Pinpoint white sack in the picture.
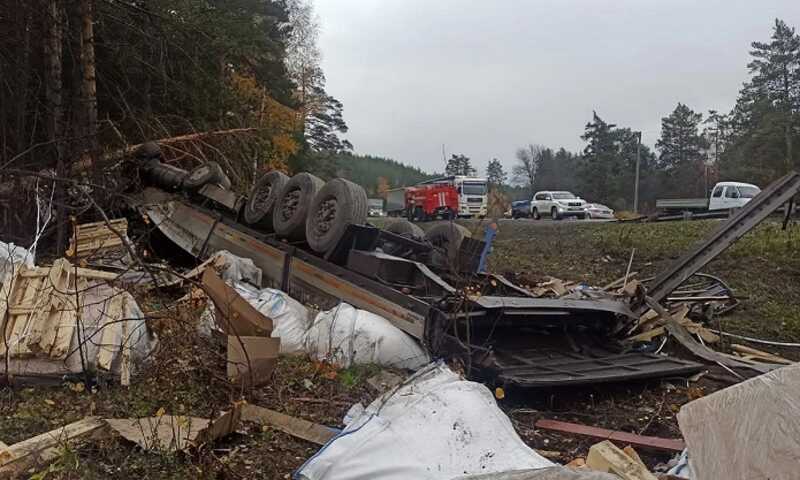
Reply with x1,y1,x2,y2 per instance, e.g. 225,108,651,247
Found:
231,282,310,354
0,241,33,287
303,303,429,370
295,362,554,480
677,362,800,480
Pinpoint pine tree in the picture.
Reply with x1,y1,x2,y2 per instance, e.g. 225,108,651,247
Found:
579,112,621,203
744,18,800,172
656,103,709,196
486,158,507,187
445,154,476,176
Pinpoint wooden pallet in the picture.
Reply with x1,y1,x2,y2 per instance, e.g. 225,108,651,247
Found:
67,218,128,259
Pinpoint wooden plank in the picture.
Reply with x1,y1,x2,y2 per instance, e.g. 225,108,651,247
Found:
0,417,107,474
120,307,131,387
586,440,658,480
534,419,685,453
240,403,336,446
645,297,777,374
96,295,125,371
732,344,793,365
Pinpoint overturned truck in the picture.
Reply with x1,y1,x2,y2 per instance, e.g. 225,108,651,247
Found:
130,148,800,388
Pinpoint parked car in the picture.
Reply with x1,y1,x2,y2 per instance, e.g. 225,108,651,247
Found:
584,203,615,219
510,199,531,219
530,191,587,220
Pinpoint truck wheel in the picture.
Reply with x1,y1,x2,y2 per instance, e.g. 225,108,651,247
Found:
306,178,368,253
551,207,560,221
243,171,290,231
273,172,325,241
184,161,226,190
385,219,424,239
426,223,471,266
532,208,540,220
149,163,188,190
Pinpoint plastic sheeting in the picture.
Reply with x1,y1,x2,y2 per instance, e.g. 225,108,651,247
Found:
295,362,555,480
304,303,429,370
677,362,800,480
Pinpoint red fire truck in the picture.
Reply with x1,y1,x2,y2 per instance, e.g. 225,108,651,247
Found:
386,183,459,221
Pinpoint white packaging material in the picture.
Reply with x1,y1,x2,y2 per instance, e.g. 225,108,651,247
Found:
0,241,33,287
677,362,800,480
303,303,429,370
295,363,554,480
666,450,693,479
232,282,311,354
211,250,262,286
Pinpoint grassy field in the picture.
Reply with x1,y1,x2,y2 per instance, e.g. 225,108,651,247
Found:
374,216,800,342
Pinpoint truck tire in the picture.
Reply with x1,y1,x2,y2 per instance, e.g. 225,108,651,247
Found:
273,172,325,241
532,208,540,220
149,163,188,190
243,171,290,231
184,161,228,191
384,219,424,239
306,178,368,253
551,207,560,221
425,223,471,265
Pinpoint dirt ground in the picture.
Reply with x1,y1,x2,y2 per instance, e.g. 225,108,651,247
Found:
2,216,798,478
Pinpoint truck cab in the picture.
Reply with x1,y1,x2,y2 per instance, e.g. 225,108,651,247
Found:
421,176,488,218
531,191,587,220
708,182,761,211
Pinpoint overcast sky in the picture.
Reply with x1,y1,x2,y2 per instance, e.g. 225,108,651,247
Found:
315,0,800,175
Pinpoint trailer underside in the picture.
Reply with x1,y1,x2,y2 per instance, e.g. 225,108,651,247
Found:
134,187,703,388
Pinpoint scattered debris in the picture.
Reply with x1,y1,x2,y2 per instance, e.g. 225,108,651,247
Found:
107,416,209,452
241,403,337,446
108,404,242,452
585,440,657,480
677,362,800,480
534,420,685,453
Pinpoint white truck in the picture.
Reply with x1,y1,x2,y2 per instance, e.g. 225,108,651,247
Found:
656,181,761,216
530,191,588,220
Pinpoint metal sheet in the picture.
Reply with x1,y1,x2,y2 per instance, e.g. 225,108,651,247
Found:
495,351,702,387
474,296,637,320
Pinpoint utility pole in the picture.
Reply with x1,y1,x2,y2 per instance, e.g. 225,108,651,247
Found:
634,131,642,213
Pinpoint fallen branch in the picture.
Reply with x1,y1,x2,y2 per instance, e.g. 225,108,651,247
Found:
71,128,260,173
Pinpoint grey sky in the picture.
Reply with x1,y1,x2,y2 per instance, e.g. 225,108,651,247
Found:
315,0,800,175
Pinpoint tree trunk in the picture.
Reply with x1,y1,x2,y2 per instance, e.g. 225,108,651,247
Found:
44,0,65,253
787,124,794,173
79,0,98,153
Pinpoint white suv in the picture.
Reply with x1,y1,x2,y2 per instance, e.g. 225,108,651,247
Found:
531,191,587,220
